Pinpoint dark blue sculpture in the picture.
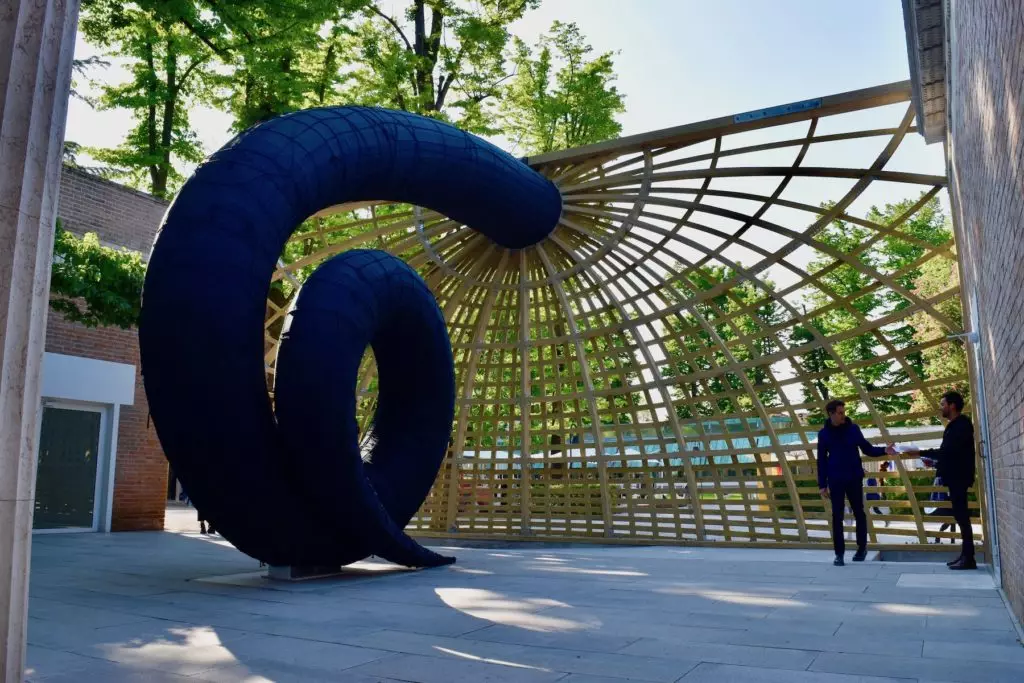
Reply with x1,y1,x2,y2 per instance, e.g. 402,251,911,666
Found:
139,107,561,568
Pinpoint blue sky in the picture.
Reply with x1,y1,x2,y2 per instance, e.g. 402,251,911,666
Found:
509,0,916,137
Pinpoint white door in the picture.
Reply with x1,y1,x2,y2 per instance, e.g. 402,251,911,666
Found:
33,403,109,532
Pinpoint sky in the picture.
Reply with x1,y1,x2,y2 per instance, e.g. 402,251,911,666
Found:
66,0,942,173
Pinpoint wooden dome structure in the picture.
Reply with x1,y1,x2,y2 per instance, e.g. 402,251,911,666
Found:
266,82,981,550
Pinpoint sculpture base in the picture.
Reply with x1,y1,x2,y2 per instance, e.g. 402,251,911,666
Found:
267,565,345,582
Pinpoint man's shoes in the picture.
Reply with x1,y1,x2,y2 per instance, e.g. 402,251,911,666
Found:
949,557,977,571
946,554,963,567
852,548,868,562
834,555,845,567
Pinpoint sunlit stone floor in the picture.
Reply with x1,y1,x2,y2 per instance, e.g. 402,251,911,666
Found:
25,526,1023,682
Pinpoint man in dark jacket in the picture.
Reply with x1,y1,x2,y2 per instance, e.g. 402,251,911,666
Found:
911,391,977,570
817,400,895,566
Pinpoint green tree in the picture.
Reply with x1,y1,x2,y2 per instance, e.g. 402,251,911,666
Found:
792,195,955,421
501,20,625,154
338,0,540,134
79,1,346,196
209,2,361,131
80,1,215,197
49,221,146,329
662,266,785,420
907,252,968,421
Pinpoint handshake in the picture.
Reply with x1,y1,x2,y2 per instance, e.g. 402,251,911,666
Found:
884,444,936,466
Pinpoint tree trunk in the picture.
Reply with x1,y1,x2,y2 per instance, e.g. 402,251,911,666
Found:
144,35,160,195
156,35,178,200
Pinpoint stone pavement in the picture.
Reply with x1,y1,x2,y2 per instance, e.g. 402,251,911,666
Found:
25,531,1023,682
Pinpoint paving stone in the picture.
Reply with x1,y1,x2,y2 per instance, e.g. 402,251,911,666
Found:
345,652,568,683
23,534,1024,683
678,662,914,682
810,651,1024,683
618,638,817,670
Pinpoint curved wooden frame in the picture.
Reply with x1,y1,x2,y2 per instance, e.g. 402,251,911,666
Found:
266,81,981,551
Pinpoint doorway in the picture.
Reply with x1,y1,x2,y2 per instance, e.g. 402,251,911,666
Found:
34,403,110,532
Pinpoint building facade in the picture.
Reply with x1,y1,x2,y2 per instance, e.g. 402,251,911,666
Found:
38,167,168,533
905,0,1024,626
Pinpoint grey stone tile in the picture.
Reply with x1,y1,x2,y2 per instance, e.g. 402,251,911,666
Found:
27,659,199,682
506,646,698,681
72,638,241,677
810,651,1024,683
896,572,995,590
198,663,410,683
321,628,519,658
27,601,154,629
835,621,1020,646
558,675,670,683
630,624,923,657
466,623,640,653
925,608,1016,632
346,652,568,683
922,639,1024,665
207,614,384,644
27,617,102,651
25,533,1022,683
221,634,393,673
678,662,914,682
253,598,485,635
617,638,817,671
338,628,696,681
23,646,107,680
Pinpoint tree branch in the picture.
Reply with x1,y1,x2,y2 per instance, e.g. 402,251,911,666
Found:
176,15,231,58
368,4,414,52
435,45,465,110
204,0,255,43
178,55,210,88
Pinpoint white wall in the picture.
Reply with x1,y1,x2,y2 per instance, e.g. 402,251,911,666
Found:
41,352,135,405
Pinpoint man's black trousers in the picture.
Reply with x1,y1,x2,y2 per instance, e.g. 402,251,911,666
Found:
948,484,975,559
829,480,866,556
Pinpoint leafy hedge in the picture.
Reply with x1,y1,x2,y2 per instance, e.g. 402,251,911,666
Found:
50,220,146,329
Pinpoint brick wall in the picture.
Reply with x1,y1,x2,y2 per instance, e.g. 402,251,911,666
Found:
48,167,169,531
947,1,1024,625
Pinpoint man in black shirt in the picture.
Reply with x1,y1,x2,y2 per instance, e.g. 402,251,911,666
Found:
911,391,977,570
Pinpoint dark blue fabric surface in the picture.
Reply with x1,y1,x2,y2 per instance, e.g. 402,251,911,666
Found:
139,107,561,567
815,418,887,489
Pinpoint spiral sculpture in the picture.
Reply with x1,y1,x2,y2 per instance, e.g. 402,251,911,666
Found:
263,83,975,550
140,108,562,567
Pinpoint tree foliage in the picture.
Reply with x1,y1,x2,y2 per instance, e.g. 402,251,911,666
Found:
205,1,360,131
907,251,968,420
794,195,961,423
50,221,146,329
79,1,351,195
337,0,540,134
80,1,218,198
501,21,624,154
663,266,784,421
77,1,627,193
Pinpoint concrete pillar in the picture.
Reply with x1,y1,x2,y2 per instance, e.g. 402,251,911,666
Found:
0,1,80,680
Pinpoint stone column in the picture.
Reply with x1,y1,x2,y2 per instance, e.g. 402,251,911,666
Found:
0,1,80,681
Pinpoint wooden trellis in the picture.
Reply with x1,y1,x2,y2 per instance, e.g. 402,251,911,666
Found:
267,81,985,551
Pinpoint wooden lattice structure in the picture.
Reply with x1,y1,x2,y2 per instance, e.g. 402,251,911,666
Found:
267,81,984,550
